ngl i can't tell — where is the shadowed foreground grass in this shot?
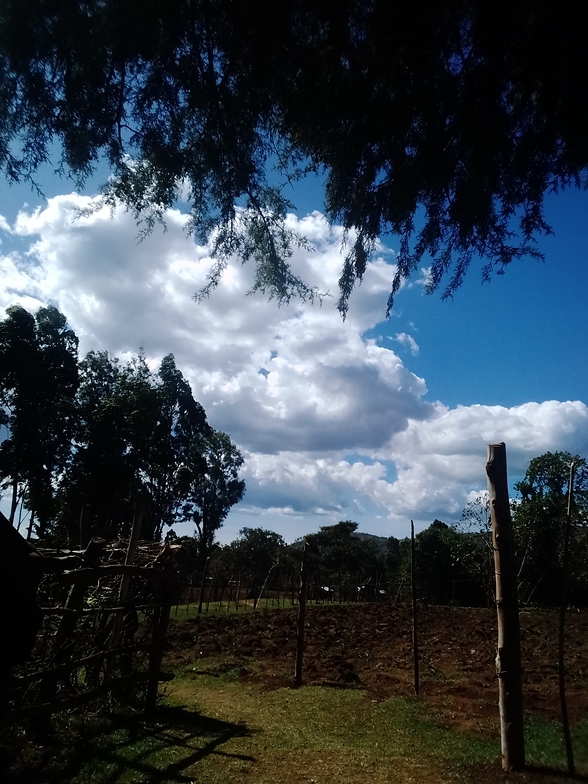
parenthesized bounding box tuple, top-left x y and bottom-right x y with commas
(1, 659, 587, 783)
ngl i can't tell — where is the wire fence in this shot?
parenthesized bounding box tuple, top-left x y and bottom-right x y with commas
(173, 571, 495, 615)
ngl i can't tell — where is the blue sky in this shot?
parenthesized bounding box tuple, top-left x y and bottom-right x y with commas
(1, 164, 588, 544)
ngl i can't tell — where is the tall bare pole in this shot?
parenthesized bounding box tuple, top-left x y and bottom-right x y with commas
(410, 520, 419, 696)
(79, 504, 90, 550)
(294, 541, 309, 688)
(487, 443, 525, 772)
(559, 461, 575, 774)
(198, 557, 210, 614)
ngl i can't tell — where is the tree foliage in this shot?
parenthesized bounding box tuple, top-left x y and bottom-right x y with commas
(0, 305, 79, 535)
(57, 349, 213, 541)
(0, 306, 245, 545)
(414, 520, 481, 605)
(453, 495, 494, 605)
(308, 521, 377, 577)
(188, 497, 588, 608)
(176, 428, 246, 560)
(304, 521, 383, 600)
(2, 4, 587, 314)
(512, 451, 588, 604)
(224, 527, 286, 587)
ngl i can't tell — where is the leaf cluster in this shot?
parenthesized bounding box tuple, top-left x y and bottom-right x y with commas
(2, 4, 587, 313)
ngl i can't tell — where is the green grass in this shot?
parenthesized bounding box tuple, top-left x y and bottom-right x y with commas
(3, 658, 588, 783)
(524, 714, 588, 772)
(167, 665, 499, 782)
(169, 598, 328, 620)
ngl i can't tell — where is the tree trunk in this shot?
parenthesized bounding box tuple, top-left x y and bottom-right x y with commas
(486, 442, 525, 772)
(26, 510, 35, 541)
(9, 479, 19, 526)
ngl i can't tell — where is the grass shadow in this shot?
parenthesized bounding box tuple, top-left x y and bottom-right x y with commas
(524, 765, 588, 782)
(1, 704, 253, 784)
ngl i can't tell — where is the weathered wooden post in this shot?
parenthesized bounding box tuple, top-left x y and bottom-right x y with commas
(205, 573, 215, 613)
(235, 574, 242, 612)
(105, 503, 144, 679)
(198, 557, 210, 614)
(559, 461, 575, 774)
(37, 536, 105, 732)
(486, 442, 525, 771)
(258, 560, 278, 610)
(411, 520, 419, 696)
(79, 504, 91, 550)
(146, 556, 176, 711)
(294, 540, 309, 688)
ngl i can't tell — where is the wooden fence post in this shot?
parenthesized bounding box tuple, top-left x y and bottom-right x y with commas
(257, 561, 278, 609)
(146, 565, 175, 711)
(294, 541, 309, 688)
(559, 462, 575, 774)
(235, 574, 241, 611)
(411, 520, 419, 696)
(198, 557, 210, 614)
(105, 503, 143, 680)
(36, 537, 105, 732)
(486, 442, 525, 772)
(79, 504, 91, 550)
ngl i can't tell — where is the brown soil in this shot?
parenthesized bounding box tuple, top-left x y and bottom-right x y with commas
(166, 603, 588, 731)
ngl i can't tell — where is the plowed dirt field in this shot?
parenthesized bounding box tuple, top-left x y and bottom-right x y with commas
(167, 603, 588, 731)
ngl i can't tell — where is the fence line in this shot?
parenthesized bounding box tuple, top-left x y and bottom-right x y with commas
(4, 538, 181, 723)
(174, 571, 495, 614)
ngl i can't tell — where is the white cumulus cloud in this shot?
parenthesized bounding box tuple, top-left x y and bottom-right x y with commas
(392, 331, 419, 355)
(1, 195, 586, 542)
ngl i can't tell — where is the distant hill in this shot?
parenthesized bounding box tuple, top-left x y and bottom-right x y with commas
(353, 531, 398, 558)
(293, 530, 407, 556)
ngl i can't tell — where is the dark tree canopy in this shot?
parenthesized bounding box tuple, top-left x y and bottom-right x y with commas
(2, 3, 587, 314)
(177, 428, 246, 561)
(512, 451, 588, 604)
(0, 306, 245, 544)
(225, 527, 286, 587)
(0, 305, 79, 535)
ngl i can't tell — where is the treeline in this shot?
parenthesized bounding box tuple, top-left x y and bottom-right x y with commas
(0, 305, 245, 550)
(175, 451, 588, 608)
(175, 519, 494, 608)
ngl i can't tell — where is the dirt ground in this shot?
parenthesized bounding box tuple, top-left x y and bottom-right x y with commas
(166, 603, 588, 732)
